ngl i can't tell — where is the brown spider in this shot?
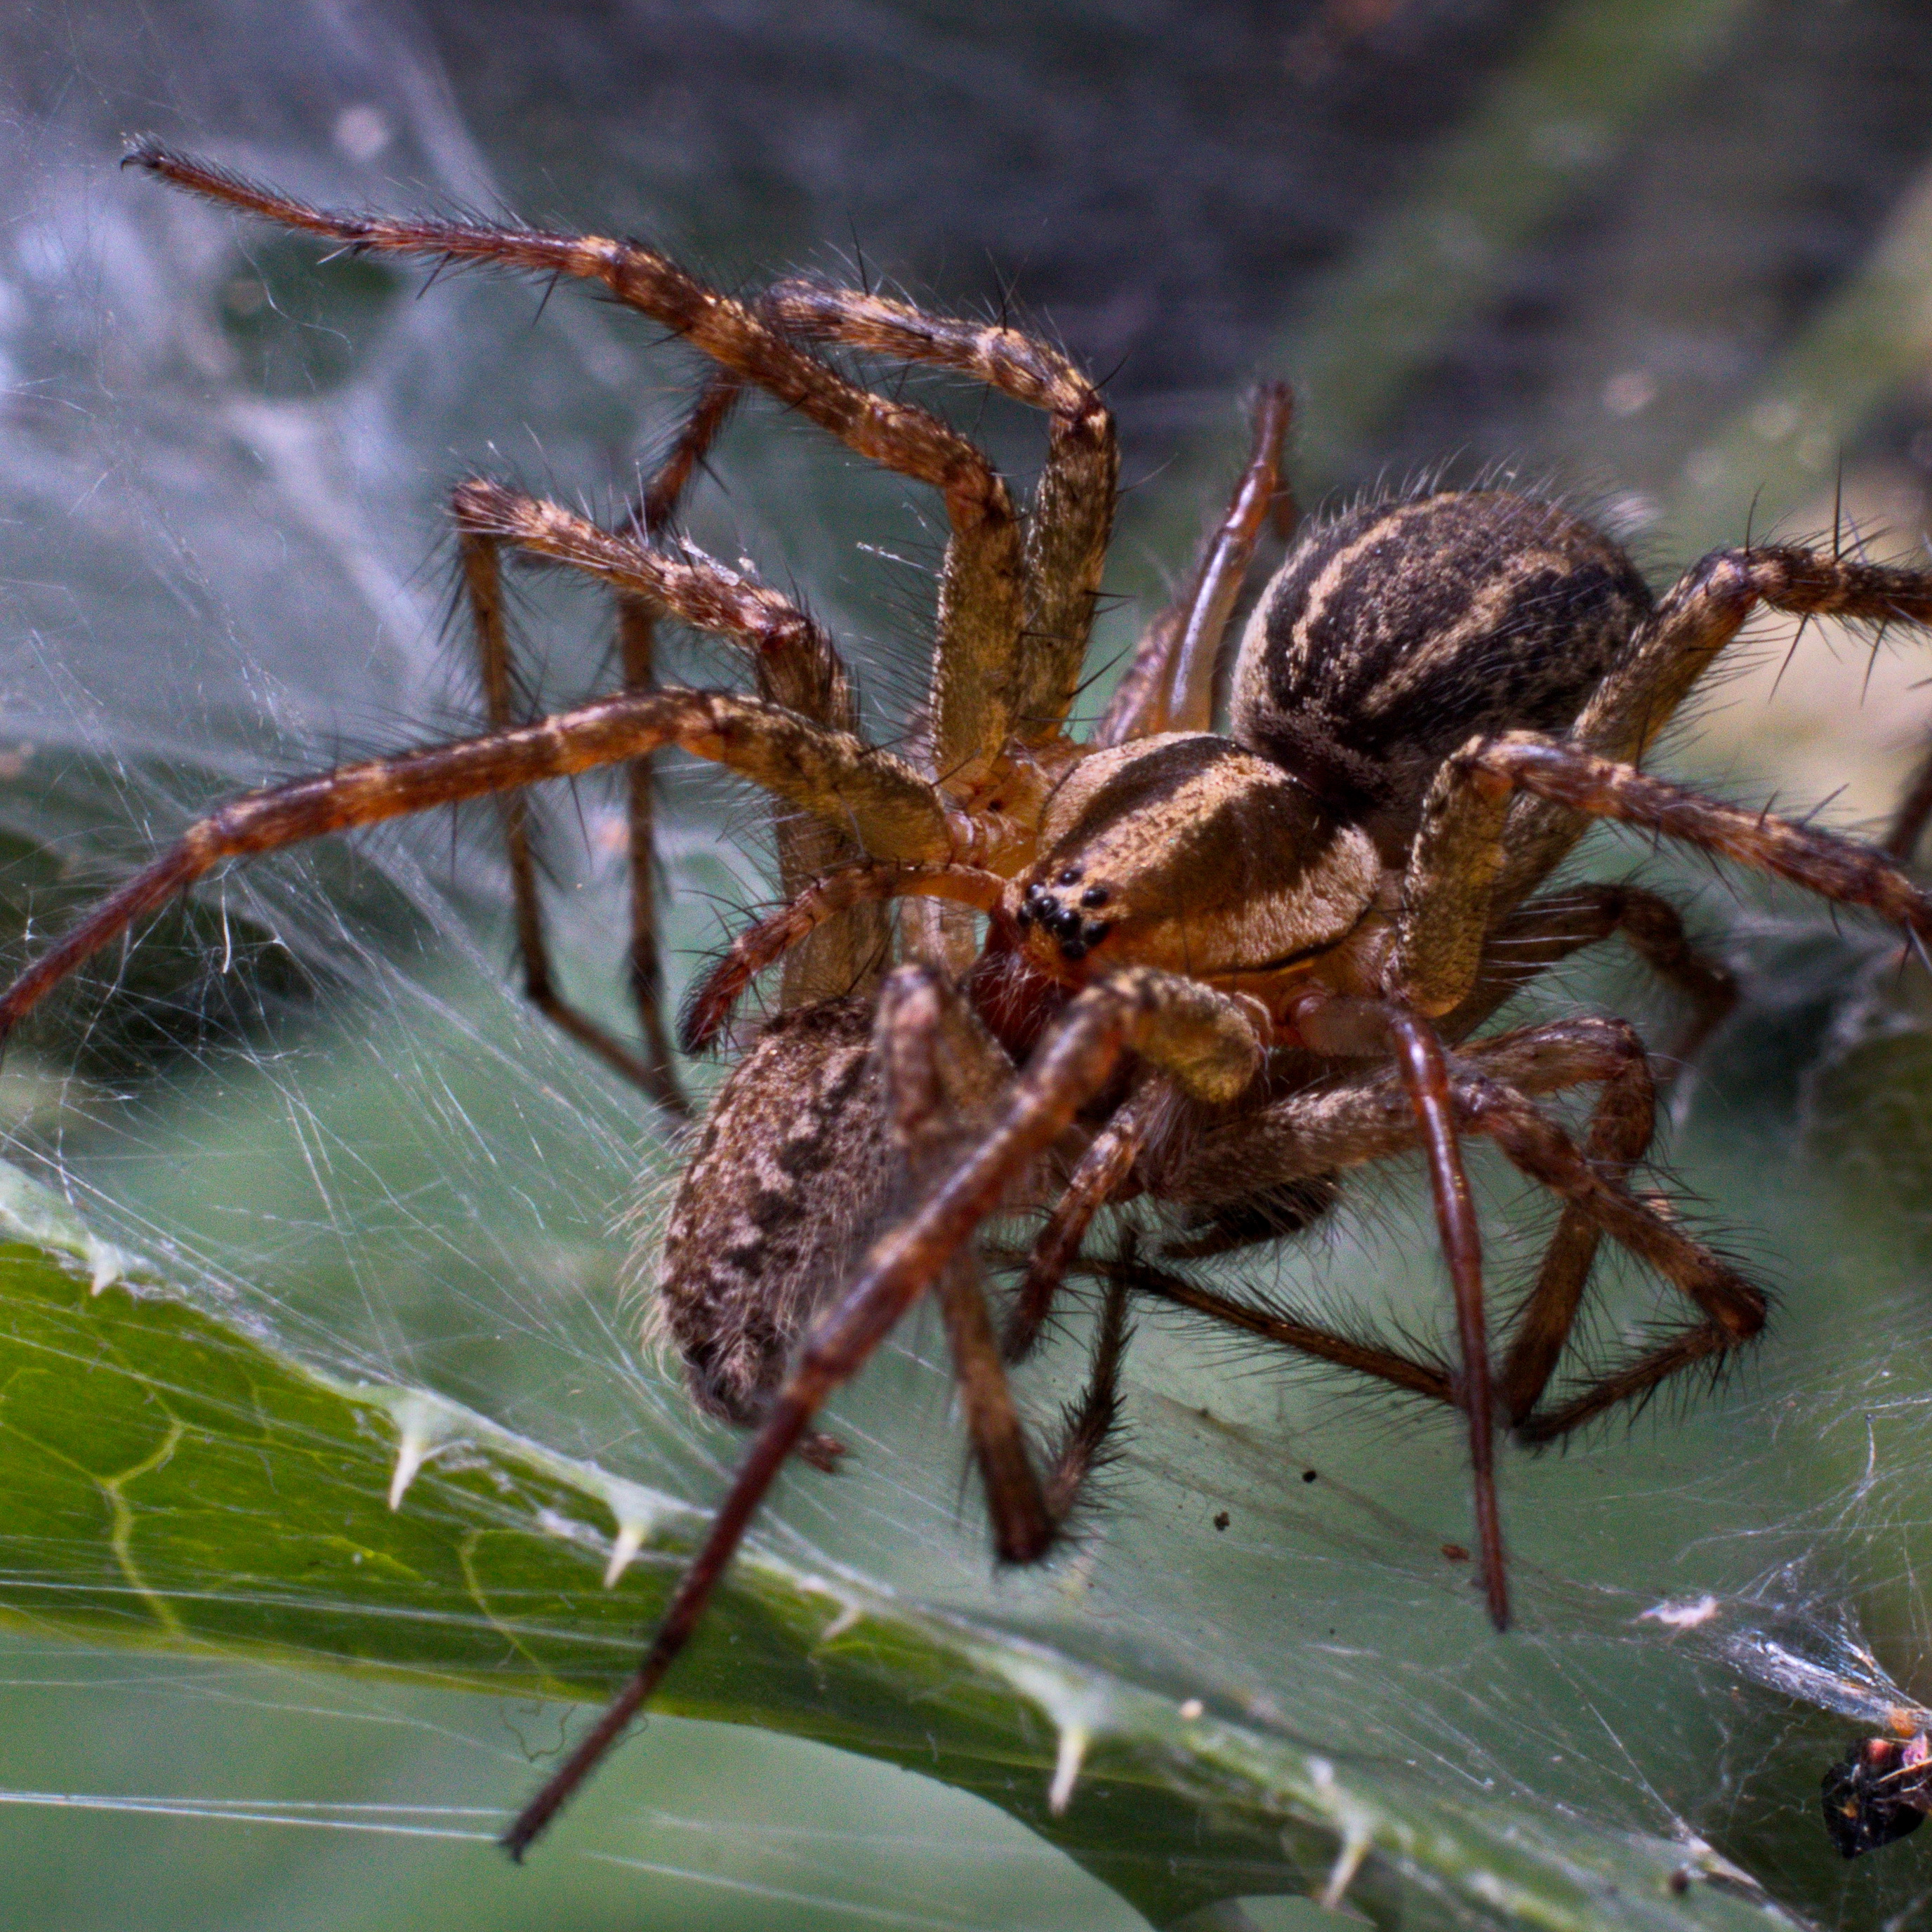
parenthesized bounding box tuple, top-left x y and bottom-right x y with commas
(6, 142, 1932, 1860)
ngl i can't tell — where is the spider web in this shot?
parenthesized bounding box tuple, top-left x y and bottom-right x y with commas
(5, 11, 1932, 1931)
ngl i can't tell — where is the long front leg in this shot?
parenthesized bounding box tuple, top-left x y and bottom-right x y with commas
(0, 689, 967, 1042)
(131, 145, 1025, 783)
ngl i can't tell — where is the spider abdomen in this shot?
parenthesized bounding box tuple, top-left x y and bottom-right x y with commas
(653, 996, 889, 1428)
(1230, 490, 1651, 856)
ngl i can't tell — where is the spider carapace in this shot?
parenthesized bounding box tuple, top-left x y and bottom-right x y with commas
(8, 142, 1932, 1858)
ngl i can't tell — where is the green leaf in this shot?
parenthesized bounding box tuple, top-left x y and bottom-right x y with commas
(0, 1158, 1818, 1931)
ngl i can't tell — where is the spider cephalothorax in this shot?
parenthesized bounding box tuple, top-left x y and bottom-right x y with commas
(8, 145, 1932, 1858)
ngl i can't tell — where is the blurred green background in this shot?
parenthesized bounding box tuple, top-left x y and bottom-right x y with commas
(4, 1, 1932, 1926)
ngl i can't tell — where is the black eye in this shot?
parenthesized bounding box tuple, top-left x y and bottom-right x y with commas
(1056, 866, 1083, 886)
(1079, 885, 1109, 908)
(1082, 920, 1109, 946)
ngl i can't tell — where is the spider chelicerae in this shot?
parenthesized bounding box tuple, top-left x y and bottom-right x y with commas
(8, 142, 1932, 1858)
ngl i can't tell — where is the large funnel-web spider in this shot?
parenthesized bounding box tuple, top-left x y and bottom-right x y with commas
(7, 143, 1932, 1857)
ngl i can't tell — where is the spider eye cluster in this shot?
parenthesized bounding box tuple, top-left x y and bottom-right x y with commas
(1015, 874, 1111, 960)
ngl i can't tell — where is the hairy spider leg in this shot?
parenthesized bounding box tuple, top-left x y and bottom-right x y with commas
(129, 144, 1026, 789)
(1886, 741, 1932, 863)
(1044, 1269, 1134, 1521)
(1502, 542, 1932, 905)
(1003, 1079, 1160, 1362)
(1158, 1019, 1641, 1217)
(879, 965, 1133, 1557)
(609, 373, 740, 1099)
(1113, 1253, 1453, 1403)
(1097, 385, 1295, 747)
(456, 526, 686, 1106)
(1390, 711, 1932, 1434)
(1382, 1005, 1507, 1629)
(440, 488, 1026, 889)
(1427, 734, 1932, 982)
(1356, 740, 1544, 1624)
(624, 373, 743, 541)
(0, 682, 970, 1043)
(1134, 1016, 1765, 1437)
(679, 860, 1006, 1054)
(1161, 385, 1298, 739)
(937, 1237, 1132, 1548)
(879, 962, 1055, 1560)
(1453, 883, 1738, 1073)
(501, 964, 1263, 1860)
(456, 383, 753, 1110)
(1486, 1020, 1654, 1424)
(616, 370, 887, 1017)
(477, 409, 892, 1033)
(766, 281, 1119, 746)
(1379, 722, 1932, 1448)
(1451, 1068, 1766, 1442)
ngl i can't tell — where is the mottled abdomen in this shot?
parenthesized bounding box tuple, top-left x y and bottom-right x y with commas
(1230, 491, 1651, 856)
(654, 995, 889, 1427)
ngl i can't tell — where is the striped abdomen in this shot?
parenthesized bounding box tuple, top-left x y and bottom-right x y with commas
(1229, 491, 1651, 856)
